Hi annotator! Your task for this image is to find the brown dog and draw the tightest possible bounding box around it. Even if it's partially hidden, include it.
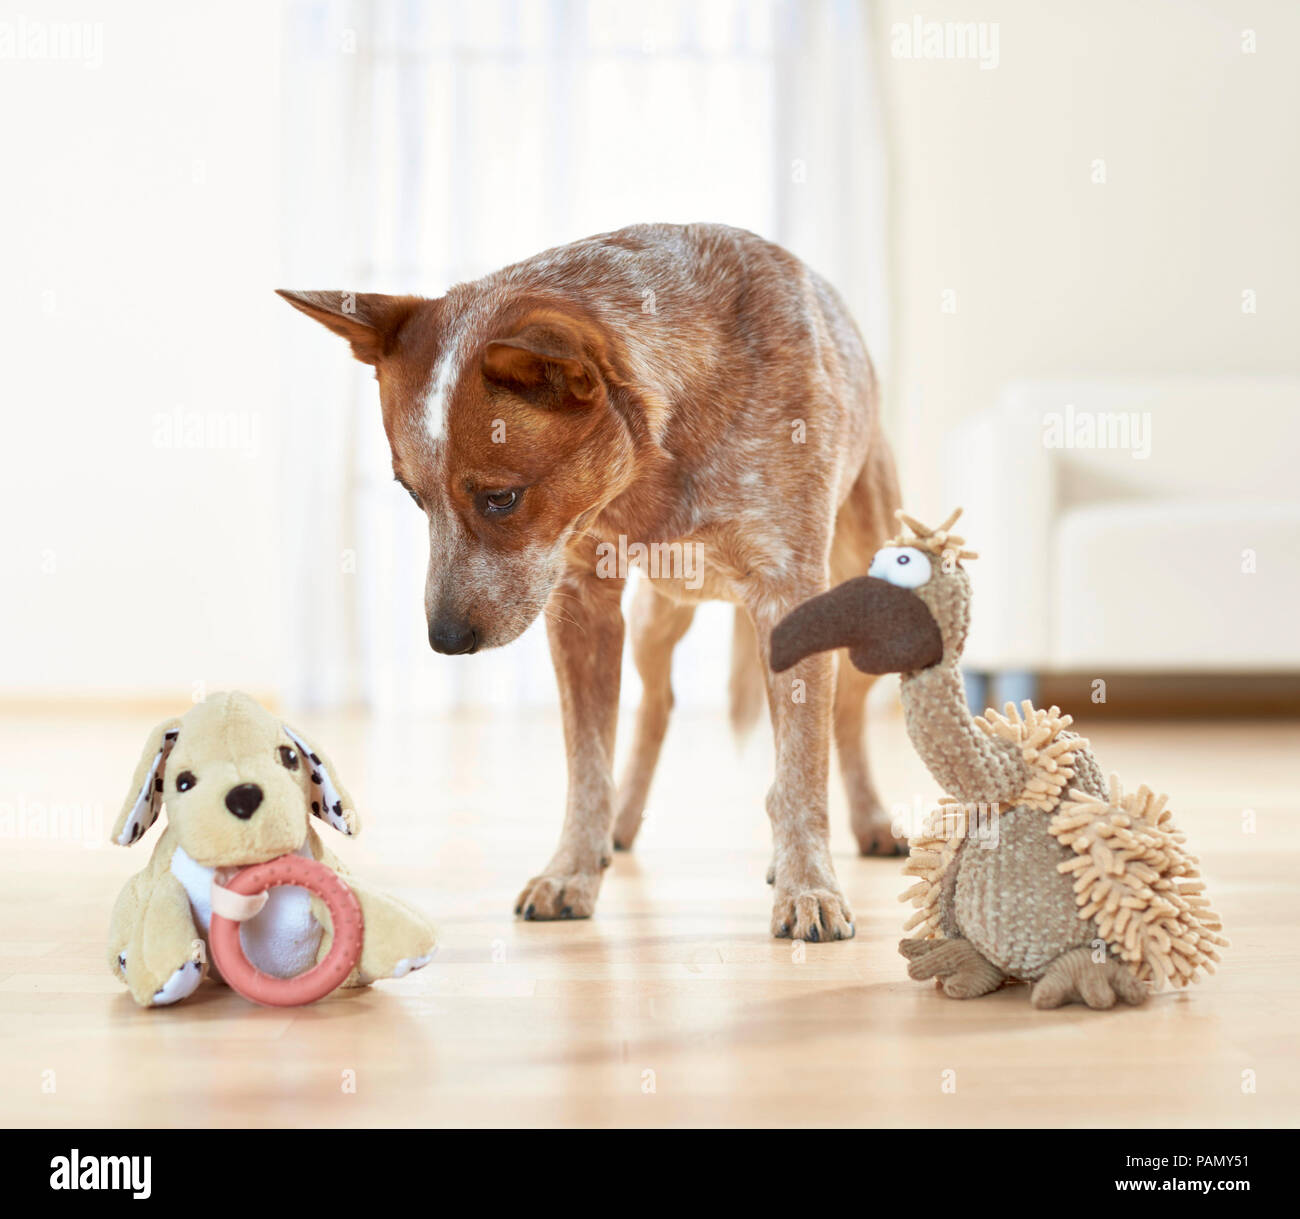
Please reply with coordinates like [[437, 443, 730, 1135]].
[[279, 222, 901, 942]]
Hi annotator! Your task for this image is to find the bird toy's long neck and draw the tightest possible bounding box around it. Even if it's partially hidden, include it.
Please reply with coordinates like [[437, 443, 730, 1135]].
[[900, 656, 1031, 807]]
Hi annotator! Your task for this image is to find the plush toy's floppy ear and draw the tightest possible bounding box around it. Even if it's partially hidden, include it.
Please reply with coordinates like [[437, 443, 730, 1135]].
[[283, 725, 360, 837], [112, 718, 183, 846]]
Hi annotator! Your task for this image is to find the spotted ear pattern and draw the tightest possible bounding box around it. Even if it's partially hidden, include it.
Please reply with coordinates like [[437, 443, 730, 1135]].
[[283, 725, 359, 836], [112, 720, 181, 846]]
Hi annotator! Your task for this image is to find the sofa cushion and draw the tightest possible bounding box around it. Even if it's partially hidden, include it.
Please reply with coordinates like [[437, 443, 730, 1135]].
[[1054, 501, 1300, 671]]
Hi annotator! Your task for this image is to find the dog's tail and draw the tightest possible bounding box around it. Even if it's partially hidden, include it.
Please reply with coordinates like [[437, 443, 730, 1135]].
[[728, 608, 765, 742]]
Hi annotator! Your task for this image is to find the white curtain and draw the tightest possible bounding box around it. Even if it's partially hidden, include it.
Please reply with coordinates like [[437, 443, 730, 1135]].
[[278, 0, 889, 713]]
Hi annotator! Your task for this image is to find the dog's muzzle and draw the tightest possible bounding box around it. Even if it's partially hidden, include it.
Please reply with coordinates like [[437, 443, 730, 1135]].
[[428, 617, 478, 655]]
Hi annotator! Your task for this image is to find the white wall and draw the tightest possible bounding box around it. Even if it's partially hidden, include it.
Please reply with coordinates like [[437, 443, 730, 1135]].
[[872, 0, 1300, 511], [0, 1, 282, 698], [6, 0, 1297, 701]]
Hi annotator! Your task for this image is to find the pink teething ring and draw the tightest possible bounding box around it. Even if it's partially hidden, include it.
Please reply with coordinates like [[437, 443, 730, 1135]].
[[209, 854, 363, 1007]]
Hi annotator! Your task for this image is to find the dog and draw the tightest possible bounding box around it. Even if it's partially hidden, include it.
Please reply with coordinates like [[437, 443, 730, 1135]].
[[108, 691, 436, 1005], [279, 222, 901, 942]]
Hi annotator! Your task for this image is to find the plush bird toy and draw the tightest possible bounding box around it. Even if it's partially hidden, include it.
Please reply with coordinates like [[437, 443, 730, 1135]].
[[770, 509, 1226, 1010], [108, 691, 436, 1007]]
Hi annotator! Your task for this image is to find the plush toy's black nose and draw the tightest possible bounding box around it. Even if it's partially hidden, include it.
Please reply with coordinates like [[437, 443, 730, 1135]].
[[224, 783, 264, 819], [428, 617, 478, 655]]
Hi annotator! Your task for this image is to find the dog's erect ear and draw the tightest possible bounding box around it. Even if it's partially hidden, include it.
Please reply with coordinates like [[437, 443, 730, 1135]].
[[482, 322, 601, 409], [282, 724, 360, 837], [276, 290, 422, 366], [113, 717, 183, 846]]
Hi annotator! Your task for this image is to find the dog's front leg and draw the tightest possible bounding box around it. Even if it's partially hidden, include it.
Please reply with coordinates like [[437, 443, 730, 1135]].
[[751, 595, 854, 943], [515, 570, 625, 920]]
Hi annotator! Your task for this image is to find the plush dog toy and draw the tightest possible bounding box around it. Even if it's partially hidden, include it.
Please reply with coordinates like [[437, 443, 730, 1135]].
[[108, 691, 436, 1007], [770, 509, 1227, 1009]]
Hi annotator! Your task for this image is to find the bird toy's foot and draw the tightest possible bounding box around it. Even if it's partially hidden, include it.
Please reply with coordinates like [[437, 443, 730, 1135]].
[[1030, 946, 1149, 1010], [899, 937, 1005, 999]]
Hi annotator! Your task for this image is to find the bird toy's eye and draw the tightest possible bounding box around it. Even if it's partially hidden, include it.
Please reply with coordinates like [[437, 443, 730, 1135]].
[[868, 546, 932, 590], [175, 771, 198, 792], [278, 746, 299, 770]]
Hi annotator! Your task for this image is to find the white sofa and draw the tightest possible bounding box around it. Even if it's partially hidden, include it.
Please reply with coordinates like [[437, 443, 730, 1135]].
[[942, 379, 1300, 702]]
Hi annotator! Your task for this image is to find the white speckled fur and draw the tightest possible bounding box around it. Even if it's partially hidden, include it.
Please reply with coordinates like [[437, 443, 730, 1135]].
[[279, 224, 903, 939]]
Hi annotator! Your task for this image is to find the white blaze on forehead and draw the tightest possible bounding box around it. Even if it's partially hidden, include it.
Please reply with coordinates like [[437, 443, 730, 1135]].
[[423, 334, 465, 442], [423, 295, 497, 444]]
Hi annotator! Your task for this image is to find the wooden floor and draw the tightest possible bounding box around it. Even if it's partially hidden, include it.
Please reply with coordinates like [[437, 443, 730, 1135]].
[[1, 701, 1296, 1128]]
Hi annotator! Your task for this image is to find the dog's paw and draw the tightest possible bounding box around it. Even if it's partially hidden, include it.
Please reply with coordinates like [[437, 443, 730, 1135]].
[[150, 958, 203, 1007], [852, 807, 909, 857], [514, 869, 602, 921], [770, 885, 854, 942], [611, 797, 645, 852]]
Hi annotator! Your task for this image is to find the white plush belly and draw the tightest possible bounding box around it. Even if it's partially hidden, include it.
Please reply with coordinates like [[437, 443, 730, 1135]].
[[170, 845, 324, 980]]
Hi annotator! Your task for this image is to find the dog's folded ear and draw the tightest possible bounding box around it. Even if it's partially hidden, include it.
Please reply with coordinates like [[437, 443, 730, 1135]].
[[283, 725, 360, 837], [112, 717, 182, 846], [483, 321, 601, 409], [276, 290, 423, 366]]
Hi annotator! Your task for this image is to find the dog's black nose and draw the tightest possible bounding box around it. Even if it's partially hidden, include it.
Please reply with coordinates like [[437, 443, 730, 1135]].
[[224, 783, 264, 819], [428, 618, 478, 655]]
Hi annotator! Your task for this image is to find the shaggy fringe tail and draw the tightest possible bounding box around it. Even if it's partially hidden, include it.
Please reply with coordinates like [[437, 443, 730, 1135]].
[[1050, 776, 1228, 989], [728, 607, 765, 741]]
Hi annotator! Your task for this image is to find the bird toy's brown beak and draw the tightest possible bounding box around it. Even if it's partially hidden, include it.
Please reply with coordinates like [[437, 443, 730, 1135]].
[[769, 576, 944, 676]]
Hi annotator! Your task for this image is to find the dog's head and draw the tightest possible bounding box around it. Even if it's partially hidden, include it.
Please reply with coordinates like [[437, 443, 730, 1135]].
[[278, 289, 643, 652], [111, 691, 358, 867]]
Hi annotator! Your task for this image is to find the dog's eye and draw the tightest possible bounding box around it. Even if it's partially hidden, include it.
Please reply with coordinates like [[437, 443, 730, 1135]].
[[481, 489, 520, 515], [394, 476, 422, 510], [278, 746, 299, 770], [175, 771, 197, 792]]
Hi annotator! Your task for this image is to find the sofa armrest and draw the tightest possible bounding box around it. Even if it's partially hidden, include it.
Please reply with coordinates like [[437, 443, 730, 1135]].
[[942, 389, 1057, 670]]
